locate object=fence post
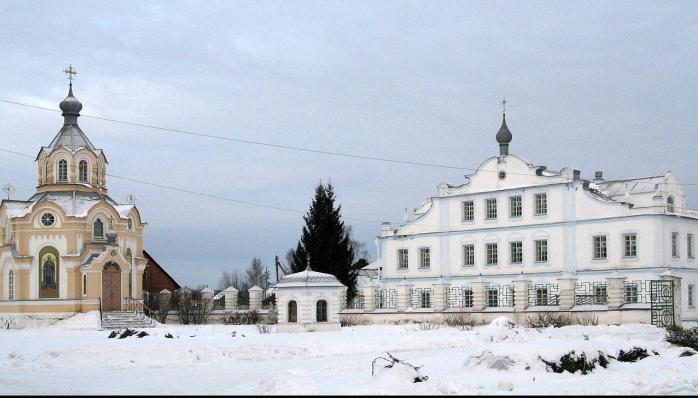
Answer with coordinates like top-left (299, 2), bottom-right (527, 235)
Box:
top-left (471, 280), bottom-right (489, 311)
top-left (159, 289), bottom-right (172, 310)
top-left (201, 288), bottom-right (214, 312)
top-left (606, 275), bottom-right (627, 309)
top-left (513, 278), bottom-right (532, 311)
top-left (363, 284), bottom-right (376, 311)
top-left (223, 286), bottom-right (238, 312)
top-left (249, 286), bottom-right (263, 311)
top-left (557, 276), bottom-right (577, 310)
top-left (661, 273), bottom-right (683, 326)
top-left (431, 281), bottom-right (450, 311)
top-left (397, 282), bottom-right (413, 311)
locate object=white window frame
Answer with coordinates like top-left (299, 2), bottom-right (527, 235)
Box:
top-left (510, 241), bottom-right (523, 264)
top-left (463, 244), bottom-right (475, 267)
top-left (397, 248), bottom-right (409, 270)
top-left (689, 284), bottom-right (695, 307)
top-left (623, 233), bottom-right (637, 258)
top-left (419, 247), bottom-right (430, 269)
top-left (485, 198), bottom-right (497, 220)
top-left (688, 234), bottom-right (694, 259)
top-left (57, 158), bottom-right (68, 183)
top-left (535, 239), bottom-right (548, 263)
top-left (593, 235), bottom-right (607, 260)
top-left (486, 243), bottom-right (498, 265)
top-left (509, 195), bottom-right (522, 218)
top-left (535, 193), bottom-right (548, 215)
top-left (462, 201), bottom-right (474, 222)
top-left (672, 232), bottom-right (680, 258)
top-left (78, 159), bottom-right (89, 183)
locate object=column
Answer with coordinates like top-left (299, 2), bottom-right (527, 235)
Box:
top-left (363, 285), bottom-right (376, 311)
top-left (249, 285), bottom-right (263, 311)
top-left (557, 276), bottom-right (577, 310)
top-left (158, 289), bottom-right (172, 311)
top-left (432, 281), bottom-right (450, 311)
top-left (201, 287), bottom-right (214, 312)
top-left (223, 286), bottom-right (238, 312)
top-left (606, 276), bottom-right (627, 310)
top-left (513, 279), bottom-right (532, 312)
top-left (471, 281), bottom-right (489, 311)
top-left (397, 282), bottom-right (413, 311)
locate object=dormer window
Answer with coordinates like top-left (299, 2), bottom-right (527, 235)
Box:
top-left (79, 160), bottom-right (88, 183)
top-left (667, 196), bottom-right (675, 213)
top-left (57, 159), bottom-right (68, 182)
top-left (93, 218), bottom-right (104, 240)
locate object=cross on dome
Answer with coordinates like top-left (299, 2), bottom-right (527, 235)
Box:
top-left (63, 65), bottom-right (77, 84)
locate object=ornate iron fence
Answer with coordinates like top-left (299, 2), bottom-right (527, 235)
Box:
top-left (528, 284), bottom-right (560, 306)
top-left (447, 287), bottom-right (474, 308)
top-left (623, 280), bottom-right (651, 304)
top-left (347, 294), bottom-right (365, 309)
top-left (375, 289), bottom-right (398, 309)
top-left (410, 288), bottom-right (434, 309)
top-left (486, 285), bottom-right (514, 307)
top-left (650, 280), bottom-right (675, 327)
top-left (574, 282), bottom-right (608, 305)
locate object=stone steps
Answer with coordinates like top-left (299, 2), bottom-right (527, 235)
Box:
top-left (101, 311), bottom-right (156, 329)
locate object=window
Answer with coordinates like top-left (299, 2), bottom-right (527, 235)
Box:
top-left (688, 285), bottom-right (695, 307)
top-left (8, 269), bottom-right (14, 301)
top-left (486, 198), bottom-right (497, 220)
top-left (672, 232), bottom-right (679, 258)
top-left (487, 287), bottom-right (499, 307)
top-left (510, 241), bottom-right (522, 264)
top-left (419, 248), bottom-right (430, 269)
top-left (420, 291), bottom-right (431, 308)
top-left (509, 196), bottom-right (522, 217)
top-left (93, 218), bottom-right (104, 239)
top-left (624, 234), bottom-right (637, 257)
top-left (535, 287), bottom-right (548, 306)
top-left (288, 300), bottom-right (297, 323)
top-left (535, 239), bottom-right (548, 262)
top-left (316, 300), bottom-right (328, 322)
top-left (41, 213), bottom-right (55, 227)
top-left (667, 196), bottom-right (675, 213)
top-left (498, 171), bottom-right (506, 180)
top-left (463, 244), bottom-right (475, 267)
top-left (486, 243), bottom-right (498, 265)
top-left (128, 217), bottom-right (134, 231)
top-left (593, 235), bottom-right (607, 260)
top-left (462, 201), bottom-right (474, 222)
top-left (594, 285), bottom-right (608, 304)
top-left (625, 284), bottom-right (639, 304)
top-left (82, 274), bottom-right (87, 296)
top-left (535, 193), bottom-right (547, 215)
top-left (463, 289), bottom-right (474, 307)
top-left (78, 160), bottom-right (88, 183)
top-left (57, 159), bottom-right (68, 182)
top-left (397, 249), bottom-right (409, 269)
top-left (688, 234), bottom-right (694, 259)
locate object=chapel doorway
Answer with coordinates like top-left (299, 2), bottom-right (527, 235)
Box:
top-left (102, 262), bottom-right (122, 311)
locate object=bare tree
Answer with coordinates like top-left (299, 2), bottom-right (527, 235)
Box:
top-left (217, 270), bottom-right (248, 291)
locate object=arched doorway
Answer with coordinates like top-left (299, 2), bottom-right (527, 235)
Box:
top-left (39, 247), bottom-right (59, 298)
top-left (288, 300), bottom-right (297, 323)
top-left (102, 262), bottom-right (121, 311)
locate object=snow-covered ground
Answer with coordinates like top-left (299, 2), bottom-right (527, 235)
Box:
top-left (1, 313), bottom-right (697, 395)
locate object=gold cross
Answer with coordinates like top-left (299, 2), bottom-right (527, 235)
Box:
top-left (63, 65), bottom-right (77, 83)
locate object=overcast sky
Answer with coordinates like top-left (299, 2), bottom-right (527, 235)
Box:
top-left (1, 0), bottom-right (696, 288)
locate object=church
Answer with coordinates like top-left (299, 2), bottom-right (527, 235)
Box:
top-left (0, 71), bottom-right (156, 315)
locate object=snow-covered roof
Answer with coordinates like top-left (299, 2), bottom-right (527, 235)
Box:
top-left (3, 191), bottom-right (133, 219)
top-left (273, 266), bottom-right (345, 288)
top-left (597, 175), bottom-right (667, 197)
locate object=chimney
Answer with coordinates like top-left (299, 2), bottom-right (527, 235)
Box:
top-left (594, 171), bottom-right (604, 182)
top-left (573, 169), bottom-right (581, 181)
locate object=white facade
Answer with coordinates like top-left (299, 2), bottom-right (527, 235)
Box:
top-left (369, 116), bottom-right (698, 321)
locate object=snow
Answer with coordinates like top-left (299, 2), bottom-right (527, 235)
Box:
top-left (0, 314), bottom-right (697, 395)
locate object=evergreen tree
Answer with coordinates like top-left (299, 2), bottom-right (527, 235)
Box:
top-left (291, 183), bottom-right (358, 293)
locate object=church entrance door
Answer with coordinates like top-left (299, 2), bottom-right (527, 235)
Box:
top-left (102, 263), bottom-right (121, 311)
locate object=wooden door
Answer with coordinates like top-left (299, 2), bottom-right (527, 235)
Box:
top-left (101, 263), bottom-right (121, 311)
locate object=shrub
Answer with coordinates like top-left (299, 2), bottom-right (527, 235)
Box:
top-left (340, 314), bottom-right (361, 327)
top-left (525, 313), bottom-right (572, 328)
top-left (444, 313), bottom-right (484, 330)
top-left (256, 324), bottom-right (273, 334)
top-left (540, 351), bottom-right (609, 375)
top-left (176, 290), bottom-right (212, 325)
top-left (417, 322), bottom-right (440, 331)
top-left (665, 326), bottom-right (698, 351)
top-left (616, 347), bottom-right (649, 362)
top-left (574, 312), bottom-right (599, 326)
top-left (223, 310), bottom-right (262, 325)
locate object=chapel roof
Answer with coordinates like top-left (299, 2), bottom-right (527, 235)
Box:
top-left (2, 191), bottom-right (133, 219)
top-left (273, 265), bottom-right (345, 288)
top-left (47, 83), bottom-right (97, 152)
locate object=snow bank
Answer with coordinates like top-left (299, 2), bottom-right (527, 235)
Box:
top-left (50, 311), bottom-right (101, 330)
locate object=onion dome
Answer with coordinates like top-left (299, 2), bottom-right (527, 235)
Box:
top-left (59, 83), bottom-right (83, 118)
top-left (496, 114), bottom-right (512, 156)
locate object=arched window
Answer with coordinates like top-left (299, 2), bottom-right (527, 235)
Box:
top-left (82, 274), bottom-right (87, 295)
top-left (288, 300), bottom-right (297, 323)
top-left (8, 269), bottom-right (14, 300)
top-left (316, 300), bottom-right (328, 322)
top-left (93, 218), bottom-right (104, 239)
top-left (57, 159), bottom-right (68, 182)
top-left (39, 246), bottom-right (59, 298)
top-left (126, 248), bottom-right (133, 298)
top-left (79, 160), bottom-right (88, 183)
top-left (667, 196), bottom-right (675, 213)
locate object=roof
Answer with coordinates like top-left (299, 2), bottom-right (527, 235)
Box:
top-left (596, 175), bottom-right (667, 197)
top-left (273, 266), bottom-right (345, 288)
top-left (48, 124), bottom-right (96, 152)
top-left (143, 250), bottom-right (182, 290)
top-left (2, 191), bottom-right (133, 219)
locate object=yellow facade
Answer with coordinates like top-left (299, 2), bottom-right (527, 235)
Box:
top-left (0, 83), bottom-right (147, 314)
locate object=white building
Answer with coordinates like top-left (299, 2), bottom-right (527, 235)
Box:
top-left (356, 113), bottom-right (698, 325)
